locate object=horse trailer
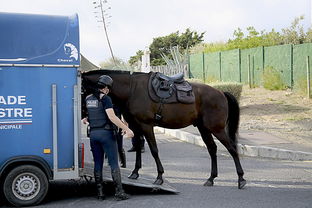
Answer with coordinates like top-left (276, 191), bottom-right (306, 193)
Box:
top-left (0, 12), bottom-right (83, 206)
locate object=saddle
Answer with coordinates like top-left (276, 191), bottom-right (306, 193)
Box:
top-left (148, 72), bottom-right (195, 104)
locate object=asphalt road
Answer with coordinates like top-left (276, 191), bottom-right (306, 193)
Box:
top-left (1, 132), bottom-right (312, 208)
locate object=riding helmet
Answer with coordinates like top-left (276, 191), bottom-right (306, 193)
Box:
top-left (97, 75), bottom-right (113, 88)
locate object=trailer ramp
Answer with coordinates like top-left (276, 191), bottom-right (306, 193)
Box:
top-left (82, 164), bottom-right (178, 194)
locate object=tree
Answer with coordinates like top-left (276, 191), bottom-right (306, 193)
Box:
top-left (150, 28), bottom-right (204, 66)
top-left (200, 15), bottom-right (312, 54)
top-left (281, 15), bottom-right (306, 44)
top-left (129, 50), bottom-right (144, 66)
top-left (129, 29), bottom-right (204, 66)
top-left (99, 57), bottom-right (133, 71)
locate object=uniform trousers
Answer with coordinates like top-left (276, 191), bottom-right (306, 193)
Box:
top-left (90, 129), bottom-right (119, 172)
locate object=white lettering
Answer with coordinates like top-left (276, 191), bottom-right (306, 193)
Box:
top-left (15, 108), bottom-right (23, 117)
top-left (0, 96), bottom-right (27, 105)
top-left (7, 96), bottom-right (17, 104)
top-left (18, 96), bottom-right (26, 105)
top-left (0, 109), bottom-right (5, 117)
top-left (0, 96), bottom-right (6, 105)
top-left (57, 58), bottom-right (73, 63)
top-left (6, 108), bottom-right (13, 117)
top-left (0, 108), bottom-right (33, 118)
top-left (0, 96), bottom-right (32, 119)
top-left (0, 125), bottom-right (22, 130)
top-left (24, 108), bottom-right (32, 117)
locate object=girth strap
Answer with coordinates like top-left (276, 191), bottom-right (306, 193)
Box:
top-left (155, 99), bottom-right (164, 121)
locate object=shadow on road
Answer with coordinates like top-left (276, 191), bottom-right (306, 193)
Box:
top-left (0, 179), bottom-right (175, 207)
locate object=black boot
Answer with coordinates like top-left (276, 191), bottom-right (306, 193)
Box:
top-left (119, 149), bottom-right (127, 168)
top-left (111, 169), bottom-right (129, 200)
top-left (94, 171), bottom-right (105, 200)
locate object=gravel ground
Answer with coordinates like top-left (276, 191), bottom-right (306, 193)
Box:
top-left (239, 86), bottom-right (312, 147)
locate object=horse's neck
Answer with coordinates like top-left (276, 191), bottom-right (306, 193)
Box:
top-left (111, 75), bottom-right (131, 101)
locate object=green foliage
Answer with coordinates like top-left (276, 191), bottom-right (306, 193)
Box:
top-left (99, 57), bottom-right (134, 71)
top-left (294, 76), bottom-right (309, 96)
top-left (209, 82), bottom-right (243, 101)
top-left (199, 42), bottom-right (228, 54)
top-left (128, 50), bottom-right (144, 66)
top-left (195, 15), bottom-right (311, 54)
top-left (187, 79), bottom-right (243, 101)
top-left (262, 66), bottom-right (286, 90)
top-left (187, 78), bottom-right (204, 84)
top-left (207, 76), bottom-right (219, 83)
top-left (150, 29), bottom-right (204, 66)
top-left (281, 15), bottom-right (306, 44)
top-left (130, 28), bottom-right (204, 66)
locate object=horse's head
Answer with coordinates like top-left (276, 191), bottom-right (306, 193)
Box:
top-left (64, 43), bottom-right (78, 61)
top-left (81, 70), bottom-right (133, 107)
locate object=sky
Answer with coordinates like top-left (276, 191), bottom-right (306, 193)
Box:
top-left (0, 0), bottom-right (311, 65)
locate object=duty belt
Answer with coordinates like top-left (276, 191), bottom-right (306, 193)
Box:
top-left (90, 123), bottom-right (114, 131)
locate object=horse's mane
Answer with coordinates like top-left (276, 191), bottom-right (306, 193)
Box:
top-left (132, 71), bottom-right (147, 75)
top-left (83, 69), bottom-right (131, 76)
top-left (82, 69), bottom-right (153, 76)
top-left (81, 69), bottom-right (149, 89)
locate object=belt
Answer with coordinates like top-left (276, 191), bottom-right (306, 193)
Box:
top-left (90, 123), bottom-right (114, 131)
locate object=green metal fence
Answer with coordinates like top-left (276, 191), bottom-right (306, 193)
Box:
top-left (264, 44), bottom-right (293, 87)
top-left (293, 43), bottom-right (312, 92)
top-left (189, 43), bottom-right (312, 96)
top-left (189, 53), bottom-right (204, 80)
top-left (240, 47), bottom-right (264, 86)
top-left (204, 52), bottom-right (221, 82)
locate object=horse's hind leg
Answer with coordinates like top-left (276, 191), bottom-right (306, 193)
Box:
top-left (213, 130), bottom-right (246, 189)
top-left (197, 125), bottom-right (218, 186)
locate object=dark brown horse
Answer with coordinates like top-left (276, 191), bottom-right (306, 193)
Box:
top-left (82, 70), bottom-right (246, 189)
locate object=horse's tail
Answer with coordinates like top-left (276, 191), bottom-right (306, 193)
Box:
top-left (224, 91), bottom-right (240, 150)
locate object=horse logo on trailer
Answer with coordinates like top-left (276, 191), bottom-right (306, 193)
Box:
top-left (63, 42), bottom-right (78, 61)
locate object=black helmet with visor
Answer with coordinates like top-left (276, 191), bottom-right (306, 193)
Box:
top-left (97, 75), bottom-right (113, 89)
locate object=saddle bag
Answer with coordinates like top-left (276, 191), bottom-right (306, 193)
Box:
top-left (175, 82), bottom-right (195, 104)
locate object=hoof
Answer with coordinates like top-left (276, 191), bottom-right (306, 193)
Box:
top-left (114, 192), bottom-right (130, 201)
top-left (238, 179), bottom-right (246, 189)
top-left (153, 178), bottom-right (163, 185)
top-left (204, 179), bottom-right (214, 186)
top-left (97, 195), bottom-right (105, 200)
top-left (128, 172), bottom-right (139, 180)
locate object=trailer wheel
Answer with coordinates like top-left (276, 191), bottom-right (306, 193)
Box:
top-left (3, 165), bottom-right (49, 207)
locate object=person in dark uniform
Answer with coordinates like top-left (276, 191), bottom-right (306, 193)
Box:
top-left (83, 75), bottom-right (134, 201)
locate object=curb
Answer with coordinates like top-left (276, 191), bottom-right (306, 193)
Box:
top-left (154, 127), bottom-right (312, 161)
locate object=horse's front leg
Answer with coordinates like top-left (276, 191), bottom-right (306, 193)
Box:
top-left (141, 124), bottom-right (164, 185)
top-left (128, 134), bottom-right (142, 179)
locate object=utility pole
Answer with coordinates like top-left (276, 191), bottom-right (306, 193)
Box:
top-left (311, 0), bottom-right (312, 28)
top-left (93, 0), bottom-right (116, 65)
